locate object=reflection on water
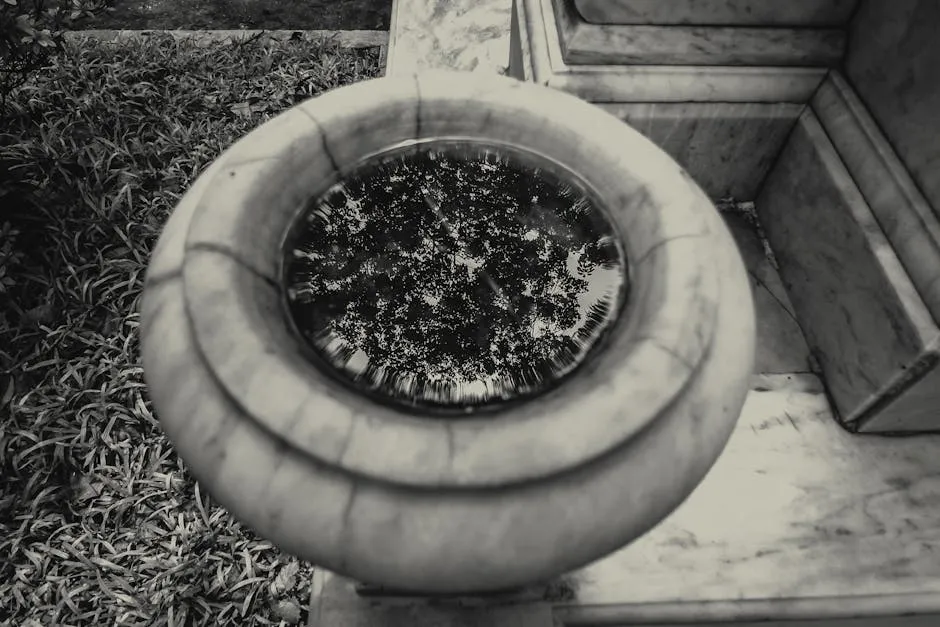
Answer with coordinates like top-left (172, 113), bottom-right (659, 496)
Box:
top-left (283, 140), bottom-right (628, 414)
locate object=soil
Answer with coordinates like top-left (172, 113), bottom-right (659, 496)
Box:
top-left (73, 0), bottom-right (392, 31)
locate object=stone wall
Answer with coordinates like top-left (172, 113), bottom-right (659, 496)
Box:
top-left (844, 0), bottom-right (940, 218)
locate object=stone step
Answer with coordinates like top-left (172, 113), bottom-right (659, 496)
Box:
top-left (311, 372), bottom-right (940, 625)
top-left (554, 0), bottom-right (846, 67)
top-left (510, 0), bottom-right (828, 102)
top-left (573, 0), bottom-right (860, 26)
top-left (757, 74), bottom-right (940, 433)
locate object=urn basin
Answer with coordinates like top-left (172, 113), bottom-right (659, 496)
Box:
top-left (139, 71), bottom-right (755, 593)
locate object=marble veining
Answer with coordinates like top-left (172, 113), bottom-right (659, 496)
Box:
top-left (513, 0), bottom-right (828, 102)
top-left (386, 0), bottom-right (512, 75)
top-left (572, 0), bottom-right (859, 26)
top-left (857, 343), bottom-right (940, 433)
top-left (555, 0), bottom-right (845, 67)
top-left (812, 72), bottom-right (940, 327)
top-left (845, 0), bottom-right (940, 220)
top-left (557, 375), bottom-right (940, 608)
top-left (596, 102), bottom-right (802, 200)
top-left (723, 213), bottom-right (811, 374)
top-left (310, 375), bottom-right (940, 622)
top-left (756, 109), bottom-right (940, 430)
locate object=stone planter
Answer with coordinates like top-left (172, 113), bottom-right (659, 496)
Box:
top-left (139, 71), bottom-right (755, 593)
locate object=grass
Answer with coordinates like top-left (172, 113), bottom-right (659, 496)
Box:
top-left (71, 0), bottom-right (392, 31)
top-left (0, 33), bottom-right (382, 626)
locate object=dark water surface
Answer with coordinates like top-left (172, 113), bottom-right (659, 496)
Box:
top-left (282, 140), bottom-right (629, 415)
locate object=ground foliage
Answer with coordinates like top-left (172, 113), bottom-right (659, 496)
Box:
top-left (0, 0), bottom-right (114, 107)
top-left (0, 32), bottom-right (381, 626)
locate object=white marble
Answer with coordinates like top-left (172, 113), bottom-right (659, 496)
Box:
top-left (811, 72), bottom-right (940, 331)
top-left (387, 0), bottom-right (827, 101)
top-left (860, 349), bottom-right (940, 433)
top-left (723, 213), bottom-right (811, 374)
top-left (845, 0), bottom-right (940, 220)
top-left (596, 102), bottom-right (803, 201)
top-left (554, 375), bottom-right (940, 611)
top-left (573, 0), bottom-right (860, 26)
top-left (756, 110), bottom-right (940, 431)
top-left (145, 68), bottom-right (764, 594)
top-left (386, 0), bottom-right (512, 75)
top-left (64, 28), bottom-right (387, 48)
top-left (311, 375), bottom-right (940, 622)
top-left (555, 0), bottom-right (845, 67)
top-left (512, 0), bottom-right (828, 102)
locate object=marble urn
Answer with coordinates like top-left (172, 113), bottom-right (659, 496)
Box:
top-left (139, 71), bottom-right (756, 593)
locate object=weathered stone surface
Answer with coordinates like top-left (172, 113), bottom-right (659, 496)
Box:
top-left (511, 0), bottom-right (828, 102)
top-left (556, 0), bottom-right (845, 67)
top-left (812, 72), bottom-right (940, 329)
top-left (573, 0), bottom-right (859, 26)
top-left (596, 102), bottom-right (801, 200)
top-left (844, 0), bottom-right (940, 221)
top-left (756, 110), bottom-right (940, 431)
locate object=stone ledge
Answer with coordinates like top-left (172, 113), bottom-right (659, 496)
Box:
top-left (811, 71), bottom-right (940, 322)
top-left (311, 375), bottom-right (940, 623)
top-left (572, 0), bottom-right (860, 26)
top-left (756, 108), bottom-right (940, 432)
top-left (511, 0), bottom-right (827, 102)
top-left (554, 0), bottom-right (846, 67)
top-left (593, 102), bottom-right (803, 201)
top-left (63, 29), bottom-right (389, 49)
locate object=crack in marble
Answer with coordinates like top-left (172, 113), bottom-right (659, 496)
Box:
top-left (184, 304), bottom-right (303, 456)
top-left (335, 414), bottom-right (357, 466)
top-left (282, 386), bottom-right (314, 437)
top-left (186, 241), bottom-right (280, 291)
top-left (413, 73), bottom-right (422, 138)
top-left (633, 232), bottom-right (707, 268)
top-left (747, 267), bottom-right (800, 324)
top-left (140, 295), bottom-right (170, 340)
top-left (296, 107), bottom-right (340, 177)
top-left (259, 438), bottom-right (291, 533)
top-left (186, 391), bottom-right (242, 473)
top-left (336, 481), bottom-right (359, 574)
top-left (646, 335), bottom-right (696, 372)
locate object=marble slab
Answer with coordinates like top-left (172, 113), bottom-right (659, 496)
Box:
top-left (552, 374), bottom-right (940, 616)
top-left (511, 0), bottom-right (828, 102)
top-left (811, 71), bottom-right (940, 326)
top-left (857, 351), bottom-right (940, 433)
top-left (311, 375), bottom-right (940, 623)
top-left (755, 109), bottom-right (940, 431)
top-left (844, 0), bottom-right (940, 220)
top-left (573, 0), bottom-right (860, 26)
top-left (722, 212), bottom-right (812, 374)
top-left (554, 0), bottom-right (845, 67)
top-left (596, 102), bottom-right (802, 201)
top-left (386, 0), bottom-right (512, 75)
